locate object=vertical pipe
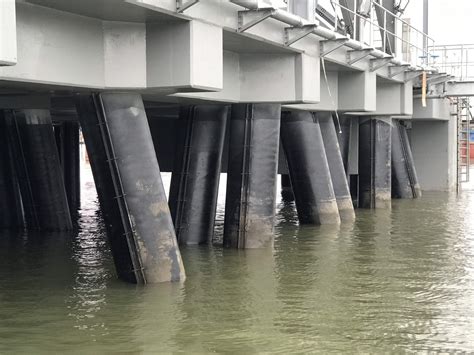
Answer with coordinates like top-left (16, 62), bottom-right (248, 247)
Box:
top-left (359, 116), bottom-right (392, 209)
top-left (399, 121), bottom-right (422, 198)
top-left (224, 104), bottom-right (281, 249)
top-left (0, 110), bottom-right (24, 229)
top-left (353, 0), bottom-right (358, 41)
top-left (76, 93), bottom-right (185, 284)
top-left (318, 112), bottom-right (355, 221)
top-left (383, 11), bottom-right (387, 52)
top-left (280, 111), bottom-right (340, 225)
top-left (9, 109), bottom-right (72, 231)
top-left (169, 105), bottom-right (228, 245)
top-left (423, 0), bottom-right (428, 56)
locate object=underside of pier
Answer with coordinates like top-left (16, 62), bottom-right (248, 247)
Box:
top-left (0, 0), bottom-right (467, 284)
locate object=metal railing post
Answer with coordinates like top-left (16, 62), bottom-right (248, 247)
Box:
top-left (353, 0), bottom-right (357, 41)
top-left (383, 11), bottom-right (386, 52)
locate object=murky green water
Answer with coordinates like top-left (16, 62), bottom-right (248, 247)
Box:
top-left (1, 170), bottom-right (474, 353)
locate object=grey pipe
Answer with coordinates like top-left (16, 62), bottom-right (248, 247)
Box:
top-left (412, 94), bottom-right (446, 99)
top-left (231, 0), bottom-right (411, 67)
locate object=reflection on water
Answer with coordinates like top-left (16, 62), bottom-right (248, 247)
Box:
top-left (1, 168), bottom-right (474, 352)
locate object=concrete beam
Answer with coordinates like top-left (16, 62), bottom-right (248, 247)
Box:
top-left (373, 81), bottom-right (413, 116)
top-left (0, 3), bottom-right (222, 93)
top-left (174, 50), bottom-right (319, 103)
top-left (147, 20), bottom-right (223, 91)
top-left (0, 0), bottom-right (421, 105)
top-left (283, 70), bottom-right (337, 111)
top-left (0, 3), bottom-right (106, 89)
top-left (285, 70), bottom-right (412, 114)
top-left (338, 71), bottom-right (376, 112)
top-left (104, 21), bottom-right (146, 88)
top-left (445, 81), bottom-right (474, 97)
top-left (0, 95), bottom-right (51, 109)
top-left (0, 0), bottom-right (17, 66)
top-left (412, 97), bottom-right (451, 121)
top-left (239, 52), bottom-right (318, 103)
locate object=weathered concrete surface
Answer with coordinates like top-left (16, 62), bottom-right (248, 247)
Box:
top-left (0, 111), bottom-right (23, 229)
top-left (169, 105), bottom-right (228, 245)
top-left (410, 119), bottom-right (457, 192)
top-left (391, 120), bottom-right (422, 199)
top-left (6, 109), bottom-right (72, 231)
top-left (359, 117), bottom-right (392, 209)
top-left (281, 111), bottom-right (340, 224)
top-left (224, 103), bottom-right (281, 248)
top-left (99, 93), bottom-right (185, 283)
top-left (76, 93), bottom-right (185, 283)
top-left (318, 112), bottom-right (355, 221)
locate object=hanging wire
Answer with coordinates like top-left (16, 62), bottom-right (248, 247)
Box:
top-left (321, 57), bottom-right (342, 134)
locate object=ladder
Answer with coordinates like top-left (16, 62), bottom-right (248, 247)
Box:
top-left (456, 97), bottom-right (473, 192)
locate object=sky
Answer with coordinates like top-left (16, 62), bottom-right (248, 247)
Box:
top-left (315, 0), bottom-right (474, 45)
top-left (394, 0), bottom-right (473, 45)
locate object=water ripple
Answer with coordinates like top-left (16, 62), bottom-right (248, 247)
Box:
top-left (0, 172), bottom-right (474, 352)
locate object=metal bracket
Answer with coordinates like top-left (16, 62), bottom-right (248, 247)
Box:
top-left (320, 38), bottom-right (349, 57)
top-left (284, 24), bottom-right (317, 46)
top-left (346, 48), bottom-right (374, 65)
top-left (404, 70), bottom-right (423, 83)
top-left (388, 64), bottom-right (410, 78)
top-left (369, 57), bottom-right (393, 72)
top-left (426, 73), bottom-right (446, 83)
top-left (238, 9), bottom-right (275, 33)
top-left (428, 74), bottom-right (453, 86)
top-left (176, 0), bottom-right (199, 13)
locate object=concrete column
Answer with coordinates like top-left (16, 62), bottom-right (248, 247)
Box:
top-left (224, 104), bottom-right (281, 249)
top-left (280, 174), bottom-right (295, 202)
top-left (169, 105), bottom-right (228, 245)
top-left (280, 111), bottom-right (340, 225)
top-left (359, 117), bottom-right (392, 209)
top-left (337, 115), bottom-right (351, 173)
top-left (6, 109), bottom-right (72, 231)
top-left (0, 111), bottom-right (24, 229)
top-left (55, 121), bottom-right (81, 214)
top-left (410, 119), bottom-right (457, 192)
top-left (318, 112), bottom-right (355, 221)
top-left (338, 115), bottom-right (360, 205)
top-left (75, 93), bottom-right (185, 284)
top-left (392, 120), bottom-right (422, 198)
top-left (75, 95), bottom-right (135, 282)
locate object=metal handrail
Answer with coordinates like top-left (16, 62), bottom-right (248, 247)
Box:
top-left (430, 44), bottom-right (474, 81)
top-left (232, 0), bottom-right (411, 68)
top-left (328, 0), bottom-right (435, 67)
